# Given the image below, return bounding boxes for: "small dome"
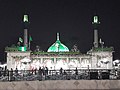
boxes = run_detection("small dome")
[47,33,69,52]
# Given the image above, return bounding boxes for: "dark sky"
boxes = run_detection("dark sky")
[0,0,120,62]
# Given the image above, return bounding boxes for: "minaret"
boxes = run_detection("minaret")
[23,15,29,49]
[92,15,100,48]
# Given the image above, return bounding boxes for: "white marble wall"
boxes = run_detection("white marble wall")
[7,52,31,70]
[0,80,120,90]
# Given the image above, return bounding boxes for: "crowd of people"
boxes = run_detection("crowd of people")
[0,66,119,81]
[0,66,80,81]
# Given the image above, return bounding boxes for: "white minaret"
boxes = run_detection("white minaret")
[92,15,100,48]
[23,15,29,49]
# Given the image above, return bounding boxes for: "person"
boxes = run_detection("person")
[38,67,43,81]
[75,67,78,75]
[15,67,18,75]
[34,68,37,75]
[42,67,45,76]
[38,67,42,76]
[1,68,4,76]
[45,67,48,76]
[9,68,13,81]
[63,70,67,75]
[6,69,9,80]
[59,68,63,75]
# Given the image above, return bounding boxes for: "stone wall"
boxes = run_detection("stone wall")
[0,80,120,90]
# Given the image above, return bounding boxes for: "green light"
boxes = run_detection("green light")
[19,46,27,51]
[23,15,28,22]
[94,16,98,23]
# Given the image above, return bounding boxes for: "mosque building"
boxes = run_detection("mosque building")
[5,15,114,70]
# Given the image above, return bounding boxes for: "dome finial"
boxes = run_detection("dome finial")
[47,33,69,52]
[57,33,59,40]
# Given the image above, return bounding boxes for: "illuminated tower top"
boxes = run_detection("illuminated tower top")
[93,16,99,24]
[23,15,29,22]
[23,14,29,29]
[92,15,100,28]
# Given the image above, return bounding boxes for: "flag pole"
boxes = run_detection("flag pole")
[29,39,30,50]
[29,35,32,50]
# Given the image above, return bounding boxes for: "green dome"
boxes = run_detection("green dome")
[47,33,69,52]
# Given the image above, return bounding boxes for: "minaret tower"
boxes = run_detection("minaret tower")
[23,15,29,50]
[92,15,100,48]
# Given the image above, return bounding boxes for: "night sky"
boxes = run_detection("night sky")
[0,0,120,63]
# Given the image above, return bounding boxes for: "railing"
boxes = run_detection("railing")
[0,69,119,81]
[92,47,114,52]
[31,51,81,55]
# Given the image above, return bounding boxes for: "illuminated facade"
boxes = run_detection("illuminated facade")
[5,15,114,70]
